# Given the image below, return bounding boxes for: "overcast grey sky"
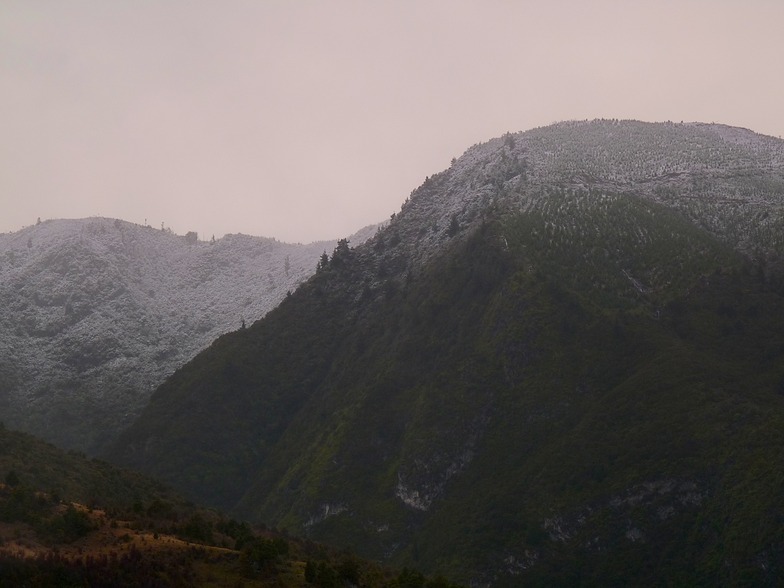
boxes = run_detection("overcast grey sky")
[2,1,783,243]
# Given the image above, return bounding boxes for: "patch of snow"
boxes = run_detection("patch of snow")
[304,503,348,528]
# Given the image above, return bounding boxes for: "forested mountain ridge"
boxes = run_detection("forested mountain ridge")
[0,218,377,453]
[109,120,784,585]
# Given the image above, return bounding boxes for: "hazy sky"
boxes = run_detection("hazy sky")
[2,1,783,243]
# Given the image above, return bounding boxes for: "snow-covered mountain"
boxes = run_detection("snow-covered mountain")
[0,217,377,453]
[107,120,784,585]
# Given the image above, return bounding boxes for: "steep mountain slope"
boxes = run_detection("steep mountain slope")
[109,120,784,585]
[0,218,376,452]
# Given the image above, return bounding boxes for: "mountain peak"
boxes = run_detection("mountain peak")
[361,120,783,288]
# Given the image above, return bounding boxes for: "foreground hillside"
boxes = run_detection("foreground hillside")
[0,218,375,453]
[109,120,784,585]
[0,425,456,587]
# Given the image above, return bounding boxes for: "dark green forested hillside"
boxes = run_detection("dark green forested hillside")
[109,121,784,585]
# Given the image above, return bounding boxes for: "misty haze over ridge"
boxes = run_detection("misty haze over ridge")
[1,215,380,248]
[2,1,783,243]
[7,115,780,246]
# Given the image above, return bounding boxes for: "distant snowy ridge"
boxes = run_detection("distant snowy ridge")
[0,217,377,453]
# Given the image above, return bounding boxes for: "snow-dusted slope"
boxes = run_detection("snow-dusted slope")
[0,217,376,452]
[373,119,784,273]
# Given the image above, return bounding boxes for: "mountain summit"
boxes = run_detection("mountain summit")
[109,120,784,585]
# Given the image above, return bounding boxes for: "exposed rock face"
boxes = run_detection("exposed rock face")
[0,217,376,452]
